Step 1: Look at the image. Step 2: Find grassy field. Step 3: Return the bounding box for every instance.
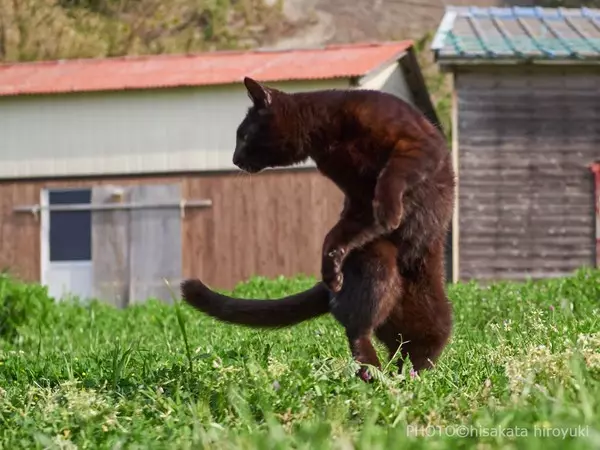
[1,270,599,449]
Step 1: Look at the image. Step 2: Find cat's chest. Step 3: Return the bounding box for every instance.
[313,144,379,197]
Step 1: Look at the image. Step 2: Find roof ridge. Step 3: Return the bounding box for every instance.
[0,40,413,70]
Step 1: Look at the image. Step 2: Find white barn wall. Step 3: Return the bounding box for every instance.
[0,63,415,179]
[0,79,347,179]
[359,61,413,104]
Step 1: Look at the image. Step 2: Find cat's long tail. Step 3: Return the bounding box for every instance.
[180,279,331,328]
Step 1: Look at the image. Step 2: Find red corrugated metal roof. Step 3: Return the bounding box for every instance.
[0,41,413,97]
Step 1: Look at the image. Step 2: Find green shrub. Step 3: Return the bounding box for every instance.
[0,273,54,341]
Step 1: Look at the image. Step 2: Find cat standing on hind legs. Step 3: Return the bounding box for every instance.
[180,76,455,381]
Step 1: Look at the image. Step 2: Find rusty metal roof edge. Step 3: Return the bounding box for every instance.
[0,75,358,99]
[0,40,414,70]
[0,40,415,97]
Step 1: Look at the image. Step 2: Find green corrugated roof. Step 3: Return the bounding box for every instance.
[431,6,600,62]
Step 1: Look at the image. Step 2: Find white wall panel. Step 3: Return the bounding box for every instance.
[359,61,413,104]
[0,65,416,179]
[0,79,343,178]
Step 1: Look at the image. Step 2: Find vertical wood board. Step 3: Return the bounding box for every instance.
[455,67,600,281]
[91,185,131,307]
[128,183,182,303]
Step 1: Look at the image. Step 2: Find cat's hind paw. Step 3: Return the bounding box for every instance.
[321,248,345,293]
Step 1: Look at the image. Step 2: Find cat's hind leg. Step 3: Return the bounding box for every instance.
[375,297,450,375]
[329,239,401,382]
[375,244,452,375]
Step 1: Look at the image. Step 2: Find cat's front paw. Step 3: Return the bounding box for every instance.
[373,199,403,233]
[321,247,345,293]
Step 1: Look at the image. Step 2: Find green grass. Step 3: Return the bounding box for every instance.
[1,270,599,449]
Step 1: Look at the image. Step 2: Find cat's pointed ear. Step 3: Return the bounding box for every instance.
[244,77,272,108]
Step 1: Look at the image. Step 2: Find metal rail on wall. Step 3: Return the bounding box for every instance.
[12,199,213,220]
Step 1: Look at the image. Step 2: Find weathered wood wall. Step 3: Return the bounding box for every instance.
[455,66,600,281]
[182,170,344,289]
[0,169,344,290]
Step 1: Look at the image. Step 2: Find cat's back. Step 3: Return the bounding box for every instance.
[329,89,443,143]
[338,89,419,115]
[298,87,413,111]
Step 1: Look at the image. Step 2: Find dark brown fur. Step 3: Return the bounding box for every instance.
[181,77,455,381]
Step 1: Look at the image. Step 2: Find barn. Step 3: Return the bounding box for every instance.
[0,41,443,305]
[431,6,600,283]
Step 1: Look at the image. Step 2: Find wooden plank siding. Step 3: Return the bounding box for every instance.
[455,66,600,282]
[0,169,344,291]
[91,186,132,307]
[127,183,183,303]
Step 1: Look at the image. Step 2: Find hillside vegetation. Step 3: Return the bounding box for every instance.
[0,0,288,62]
[1,270,599,448]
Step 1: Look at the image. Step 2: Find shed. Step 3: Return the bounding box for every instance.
[432,6,600,282]
[0,41,442,304]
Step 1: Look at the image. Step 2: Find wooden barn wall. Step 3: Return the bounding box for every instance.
[182,170,343,289]
[0,169,344,290]
[455,66,600,281]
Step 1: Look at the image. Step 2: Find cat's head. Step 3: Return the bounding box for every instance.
[232,77,308,173]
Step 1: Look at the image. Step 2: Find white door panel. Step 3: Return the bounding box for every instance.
[41,188,93,301]
[45,261,93,301]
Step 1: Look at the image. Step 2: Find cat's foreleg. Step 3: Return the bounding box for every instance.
[373,142,444,232]
[321,196,400,293]
[321,214,380,292]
